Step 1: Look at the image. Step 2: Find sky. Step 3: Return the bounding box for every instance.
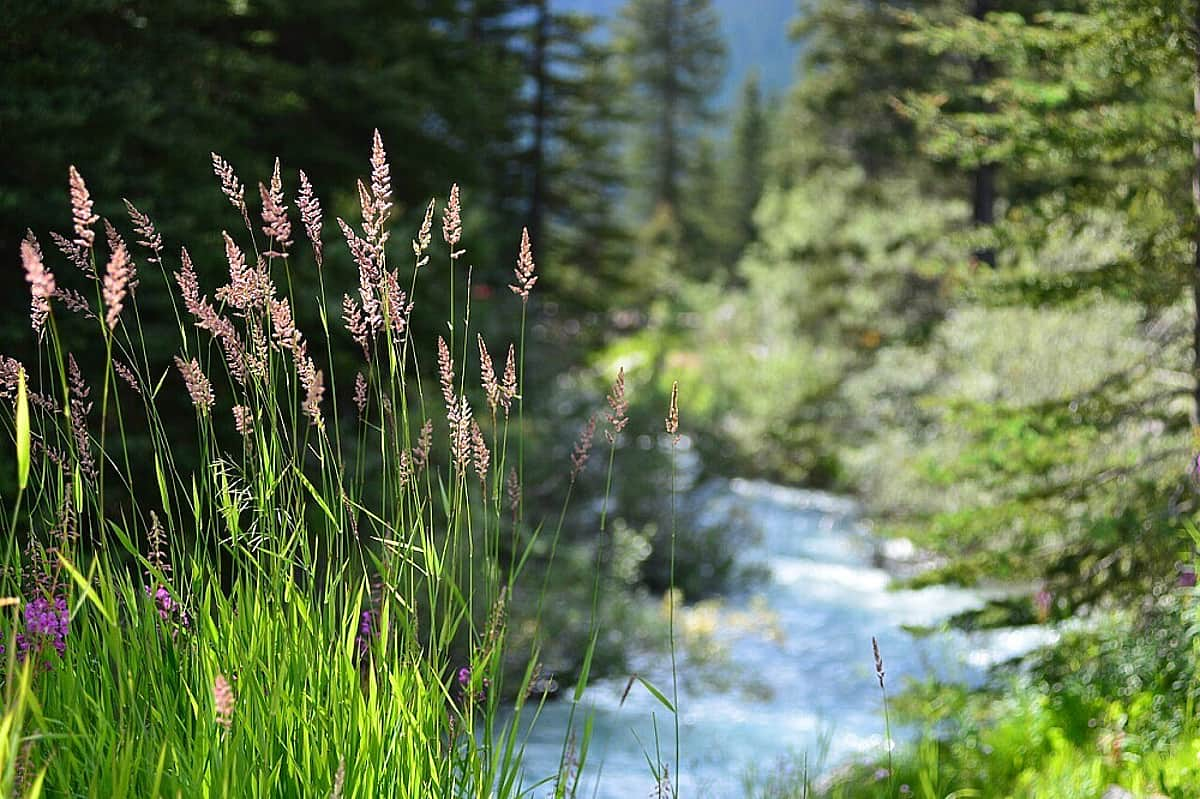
[553,0,802,108]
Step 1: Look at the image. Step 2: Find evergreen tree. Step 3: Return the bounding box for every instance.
[614,0,727,217]
[728,71,770,260]
[679,135,735,281]
[517,9,633,312]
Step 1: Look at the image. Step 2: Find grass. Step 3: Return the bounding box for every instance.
[0,134,681,798]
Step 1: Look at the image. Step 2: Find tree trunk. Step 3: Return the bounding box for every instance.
[1191,3,1200,422]
[528,0,549,255]
[658,0,679,212]
[971,0,997,267]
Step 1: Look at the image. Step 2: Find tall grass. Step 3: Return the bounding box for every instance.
[0,134,678,797]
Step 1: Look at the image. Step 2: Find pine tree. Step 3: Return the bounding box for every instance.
[614,0,727,217]
[728,71,769,258]
[516,9,633,312]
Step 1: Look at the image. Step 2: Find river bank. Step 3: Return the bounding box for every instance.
[510,478,1058,797]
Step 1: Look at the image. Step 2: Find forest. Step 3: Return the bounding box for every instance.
[1,0,1198,797]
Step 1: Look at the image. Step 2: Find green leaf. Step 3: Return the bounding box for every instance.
[636,675,676,713]
[294,466,337,528]
[15,367,29,490]
[57,554,115,627]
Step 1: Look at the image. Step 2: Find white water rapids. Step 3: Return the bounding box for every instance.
[509,479,1055,797]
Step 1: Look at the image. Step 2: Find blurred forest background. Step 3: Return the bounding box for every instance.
[5,0,1200,792]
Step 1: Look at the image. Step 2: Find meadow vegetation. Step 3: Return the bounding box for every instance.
[0,140,688,797]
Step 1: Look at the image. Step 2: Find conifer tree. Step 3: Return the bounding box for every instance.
[728,72,769,258]
[519,9,633,311]
[614,0,727,217]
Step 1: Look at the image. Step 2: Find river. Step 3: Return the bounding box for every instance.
[508,479,1055,797]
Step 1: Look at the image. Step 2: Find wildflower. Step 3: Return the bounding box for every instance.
[356,609,376,658]
[354,372,368,416]
[570,415,597,482]
[381,269,412,338]
[259,158,292,257]
[14,594,70,668]
[502,345,518,413]
[68,166,98,248]
[68,355,97,480]
[216,232,273,311]
[442,184,462,255]
[506,467,520,518]
[269,297,302,354]
[369,129,392,221]
[412,420,433,471]
[176,248,245,386]
[1034,588,1053,622]
[211,153,250,227]
[232,405,254,437]
[451,396,474,476]
[666,381,679,442]
[13,741,33,797]
[297,170,323,266]
[455,664,490,705]
[413,198,435,267]
[471,419,490,487]
[1180,566,1197,589]
[343,293,371,360]
[301,363,325,427]
[175,356,215,414]
[872,636,885,689]
[437,336,457,413]
[478,335,500,413]
[147,510,170,578]
[0,356,21,400]
[605,367,628,443]
[509,227,537,301]
[21,234,55,337]
[114,360,141,394]
[399,450,414,485]
[55,287,93,317]
[651,765,673,799]
[123,199,163,263]
[102,221,134,331]
[51,230,93,277]
[620,674,637,707]
[25,595,69,656]
[558,731,579,795]
[146,584,175,619]
[214,673,235,729]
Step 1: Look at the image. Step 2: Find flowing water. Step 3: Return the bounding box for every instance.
[510,479,1055,798]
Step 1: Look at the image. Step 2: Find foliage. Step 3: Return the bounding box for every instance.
[614,0,728,216]
[0,137,688,796]
[813,594,1200,798]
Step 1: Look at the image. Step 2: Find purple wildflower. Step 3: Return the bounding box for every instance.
[356,609,376,657]
[455,665,490,705]
[1034,588,1052,623]
[1180,566,1197,588]
[15,595,69,667]
[145,584,190,632]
